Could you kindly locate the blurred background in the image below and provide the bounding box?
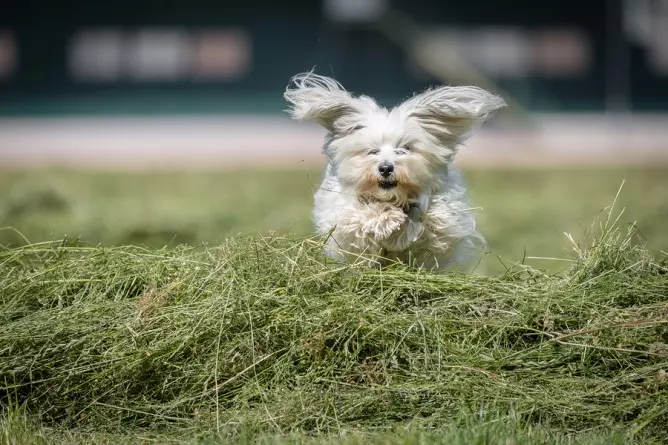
[1,0,667,273]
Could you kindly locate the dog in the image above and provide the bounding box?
[284,72,505,271]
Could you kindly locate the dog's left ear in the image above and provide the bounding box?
[284,72,372,134]
[399,85,506,148]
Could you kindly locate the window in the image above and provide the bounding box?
[126,29,191,81]
[324,0,387,23]
[69,30,124,82]
[193,30,252,80]
[533,29,590,77]
[0,31,17,80]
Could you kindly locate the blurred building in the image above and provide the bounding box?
[1,0,667,116]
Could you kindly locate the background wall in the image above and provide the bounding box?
[1,0,667,116]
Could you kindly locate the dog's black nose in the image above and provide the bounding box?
[378,162,394,177]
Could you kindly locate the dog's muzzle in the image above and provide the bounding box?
[378,162,397,189]
[379,179,398,189]
[378,161,394,177]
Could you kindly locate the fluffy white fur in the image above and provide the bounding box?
[284,72,506,271]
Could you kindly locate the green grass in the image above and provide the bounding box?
[0,411,641,444]
[1,193,667,443]
[1,167,667,275]
[0,167,667,443]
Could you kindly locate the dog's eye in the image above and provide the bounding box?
[368,148,379,155]
[395,144,412,155]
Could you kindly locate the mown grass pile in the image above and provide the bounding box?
[0,209,667,443]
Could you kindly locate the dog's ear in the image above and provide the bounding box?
[399,85,505,148]
[284,72,367,134]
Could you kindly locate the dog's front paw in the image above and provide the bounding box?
[362,207,406,241]
[384,220,424,251]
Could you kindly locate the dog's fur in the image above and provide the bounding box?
[284,72,505,271]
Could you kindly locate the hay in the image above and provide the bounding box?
[0,210,667,443]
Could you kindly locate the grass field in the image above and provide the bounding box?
[1,167,667,444]
[1,167,666,273]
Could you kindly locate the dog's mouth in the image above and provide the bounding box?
[378,180,398,189]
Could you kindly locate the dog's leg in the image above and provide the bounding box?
[328,202,406,265]
[382,219,424,253]
[376,197,428,254]
[415,198,484,272]
[360,203,407,242]
[336,202,406,244]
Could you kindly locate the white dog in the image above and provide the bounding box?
[284,72,505,271]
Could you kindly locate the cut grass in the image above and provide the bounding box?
[0,409,640,444]
[1,197,667,443]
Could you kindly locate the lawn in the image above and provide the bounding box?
[0,167,667,444]
[1,167,666,274]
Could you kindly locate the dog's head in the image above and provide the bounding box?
[284,72,505,207]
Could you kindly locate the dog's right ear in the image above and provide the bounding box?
[398,85,506,150]
[284,72,361,133]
